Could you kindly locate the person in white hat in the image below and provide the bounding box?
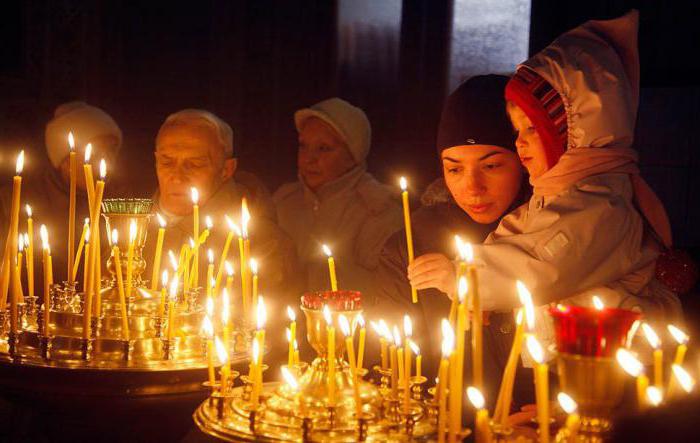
[273,98,402,299]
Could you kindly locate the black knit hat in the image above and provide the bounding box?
[436,74,516,155]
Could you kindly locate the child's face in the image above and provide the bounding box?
[506,102,549,179]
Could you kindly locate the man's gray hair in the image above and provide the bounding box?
[160,109,234,157]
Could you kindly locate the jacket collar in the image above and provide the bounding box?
[300,164,366,205]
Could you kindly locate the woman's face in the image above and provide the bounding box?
[506,102,549,179]
[297,117,356,191]
[442,145,523,224]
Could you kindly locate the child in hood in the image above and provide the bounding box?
[421,11,681,345]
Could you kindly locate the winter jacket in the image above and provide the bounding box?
[273,165,403,301]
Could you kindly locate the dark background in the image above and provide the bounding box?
[1,0,699,250]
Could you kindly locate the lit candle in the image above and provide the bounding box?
[206,249,214,298]
[403,315,412,414]
[158,270,168,318]
[437,319,454,443]
[670,364,695,395]
[241,199,251,313]
[222,288,232,381]
[467,386,492,443]
[356,314,366,370]
[409,340,421,378]
[526,335,549,443]
[464,243,483,390]
[198,215,212,246]
[67,132,77,280]
[293,339,300,366]
[191,187,200,288]
[166,277,178,341]
[82,143,95,211]
[254,295,267,401]
[395,327,405,399]
[25,206,34,299]
[214,215,236,293]
[449,277,468,441]
[390,328,399,399]
[370,320,388,369]
[82,227,91,298]
[16,234,24,301]
[340,314,362,418]
[321,244,338,291]
[616,348,649,411]
[90,160,106,317]
[399,177,417,303]
[2,151,24,327]
[642,323,663,388]
[646,386,663,407]
[150,213,166,291]
[202,314,216,388]
[110,230,129,340]
[250,258,259,309]
[40,225,52,335]
[215,336,230,394]
[125,219,137,301]
[324,305,336,406]
[250,338,262,407]
[287,306,297,367]
[494,281,533,424]
[557,392,580,442]
[667,325,689,397]
[224,261,234,300]
[72,218,89,282]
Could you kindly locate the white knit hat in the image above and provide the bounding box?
[45,101,122,167]
[294,98,371,163]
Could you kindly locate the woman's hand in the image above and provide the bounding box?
[407,253,457,298]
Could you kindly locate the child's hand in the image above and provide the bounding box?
[407,253,457,297]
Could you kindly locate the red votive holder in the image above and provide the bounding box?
[300,290,362,311]
[549,304,641,357]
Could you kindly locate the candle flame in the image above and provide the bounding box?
[128,220,137,243]
[592,295,604,310]
[626,320,641,348]
[256,296,266,330]
[322,244,332,257]
[16,150,24,175]
[441,319,454,357]
[557,392,578,414]
[616,348,644,377]
[404,315,412,337]
[68,132,75,151]
[399,176,407,191]
[222,289,230,325]
[378,319,391,340]
[249,258,258,275]
[190,187,199,204]
[84,143,92,163]
[99,159,106,179]
[409,340,420,356]
[672,364,695,393]
[207,249,214,264]
[25,204,32,217]
[202,315,213,337]
[18,235,24,252]
[526,335,544,364]
[168,250,177,270]
[515,309,523,325]
[286,328,291,343]
[646,386,662,407]
[214,336,228,364]
[293,338,298,351]
[458,276,468,302]
[516,281,535,331]
[161,270,169,287]
[241,198,250,238]
[466,386,485,409]
[157,213,166,228]
[206,296,214,317]
[281,366,299,390]
[641,323,661,349]
[463,242,474,263]
[84,226,90,243]
[393,325,402,346]
[668,324,689,345]
[370,320,381,336]
[357,313,365,328]
[205,215,212,230]
[339,314,351,336]
[225,261,234,276]
[23,233,29,248]
[39,224,49,246]
[287,306,296,322]
[323,305,332,325]
[168,276,179,300]
[189,237,195,248]
[225,215,236,233]
[252,338,260,363]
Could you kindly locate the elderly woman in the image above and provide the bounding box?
[146,109,300,304]
[274,98,403,299]
[375,75,532,409]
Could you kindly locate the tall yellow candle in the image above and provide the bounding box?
[222,288,231,381]
[158,270,168,318]
[125,220,137,300]
[527,335,549,443]
[224,261,234,301]
[241,198,251,313]
[254,295,267,400]
[25,206,34,299]
[324,305,337,406]
[215,336,230,394]
[322,244,338,291]
[214,216,237,293]
[340,315,362,418]
[357,314,366,370]
[403,316,413,414]
[150,213,166,291]
[40,226,52,335]
[191,187,200,288]
[2,151,24,316]
[83,144,95,213]
[72,219,89,282]
[449,277,468,441]
[167,278,178,341]
[82,228,91,299]
[202,315,216,387]
[438,319,454,443]
[287,306,297,367]
[67,132,77,280]
[616,348,649,411]
[557,392,580,442]
[642,323,663,388]
[17,235,24,301]
[390,340,398,398]
[468,387,492,443]
[465,243,483,389]
[205,249,214,298]
[399,177,417,303]
[110,230,129,340]
[250,258,259,309]
[91,161,106,317]
[409,341,421,378]
[250,338,262,407]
